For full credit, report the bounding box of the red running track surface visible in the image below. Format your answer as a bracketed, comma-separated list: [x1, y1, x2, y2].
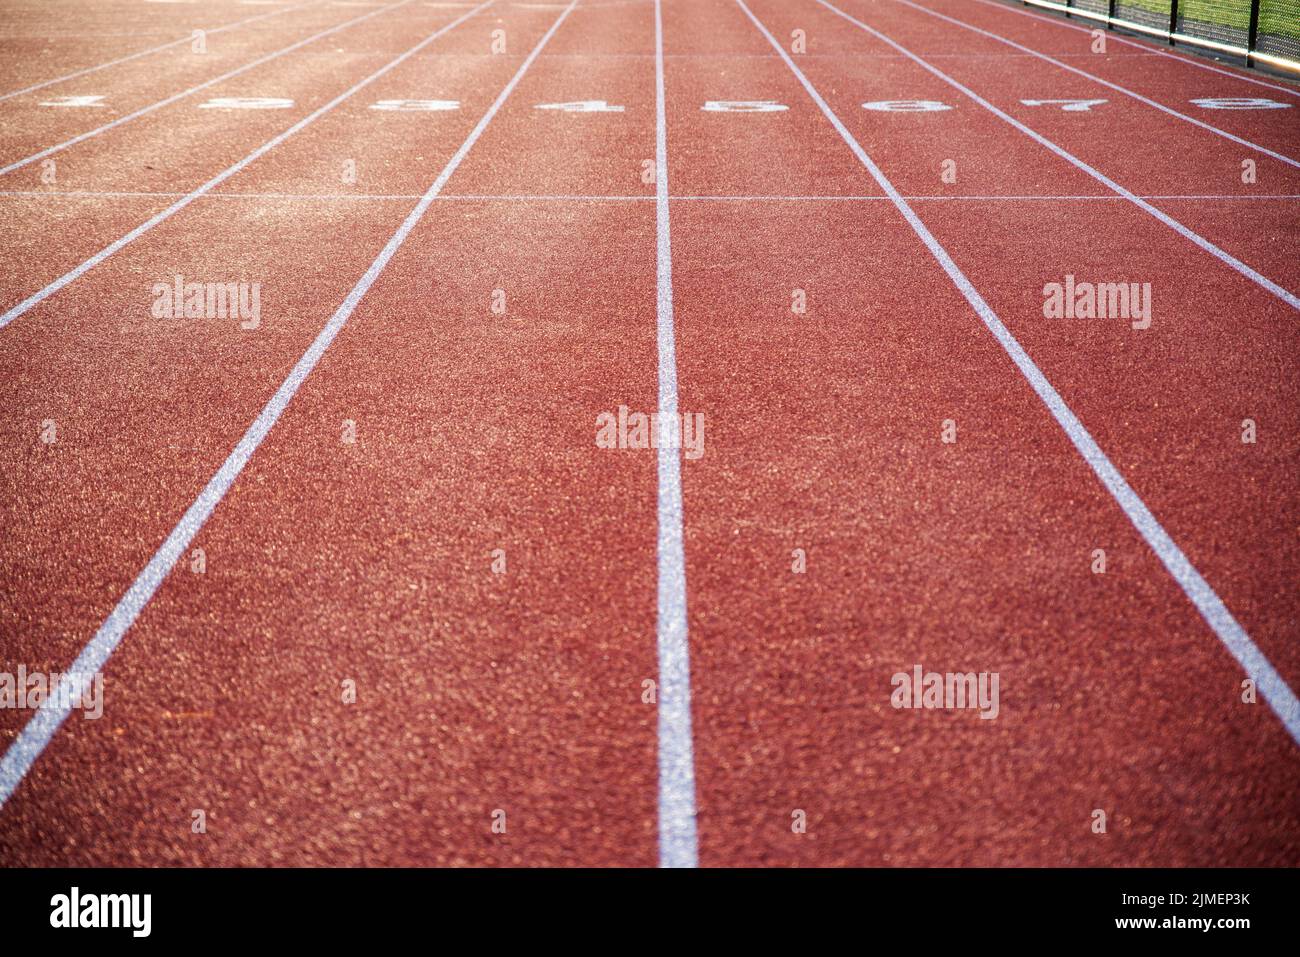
[0, 0, 1297, 866]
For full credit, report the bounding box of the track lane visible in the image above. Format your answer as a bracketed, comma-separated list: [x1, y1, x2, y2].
[207, 6, 561, 198]
[959, 0, 1300, 102]
[0, 0, 401, 169]
[816, 0, 1300, 302]
[656, 0, 882, 198]
[0, 0, 281, 48]
[0, 1, 553, 740]
[763, 0, 1300, 685]
[0, 0, 667, 866]
[894, 0, 1300, 167]
[821, 0, 1300, 203]
[0, 0, 426, 174]
[0, 0, 324, 102]
[0, 2, 513, 319]
[963, 0, 1300, 105]
[665, 0, 1300, 866]
[1, 0, 1296, 870]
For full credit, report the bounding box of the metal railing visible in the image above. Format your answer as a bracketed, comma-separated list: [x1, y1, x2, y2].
[1016, 0, 1300, 75]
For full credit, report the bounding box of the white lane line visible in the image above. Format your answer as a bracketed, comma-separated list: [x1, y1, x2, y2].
[973, 0, 1300, 99]
[739, 0, 1300, 747]
[0, 0, 496, 331]
[0, 0, 418, 178]
[0, 0, 576, 811]
[0, 0, 321, 103]
[817, 0, 1300, 313]
[888, 0, 1300, 170]
[654, 0, 699, 870]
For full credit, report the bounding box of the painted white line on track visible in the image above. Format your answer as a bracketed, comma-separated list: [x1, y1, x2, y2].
[0, 0, 321, 103]
[0, 0, 419, 177]
[738, 0, 1300, 747]
[817, 0, 1300, 313]
[0, 0, 577, 810]
[654, 0, 699, 870]
[888, 0, 1300, 170]
[972, 0, 1300, 99]
[0, 1, 496, 331]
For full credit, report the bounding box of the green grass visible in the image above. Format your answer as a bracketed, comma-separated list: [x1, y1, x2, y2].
[1108, 0, 1300, 43]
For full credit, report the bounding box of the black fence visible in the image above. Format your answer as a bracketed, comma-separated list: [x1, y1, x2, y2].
[1016, 0, 1300, 75]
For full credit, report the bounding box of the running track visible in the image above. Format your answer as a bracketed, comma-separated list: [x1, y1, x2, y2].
[0, 0, 1298, 867]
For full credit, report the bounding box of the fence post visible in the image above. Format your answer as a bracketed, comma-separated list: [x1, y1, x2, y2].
[1168, 0, 1179, 46]
[1246, 0, 1261, 68]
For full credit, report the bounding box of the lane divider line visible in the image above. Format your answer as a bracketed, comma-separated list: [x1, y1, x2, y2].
[814, 0, 1300, 313]
[0, 0, 323, 103]
[0, 0, 497, 331]
[887, 0, 1300, 170]
[0, 0, 580, 810]
[972, 0, 1300, 99]
[0, 0, 420, 177]
[737, 0, 1300, 746]
[654, 0, 700, 870]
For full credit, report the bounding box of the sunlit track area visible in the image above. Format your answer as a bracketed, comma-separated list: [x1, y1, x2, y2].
[1, 0, 1299, 886]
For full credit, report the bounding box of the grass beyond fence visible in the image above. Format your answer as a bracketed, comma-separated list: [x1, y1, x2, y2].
[1111, 0, 1300, 42]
